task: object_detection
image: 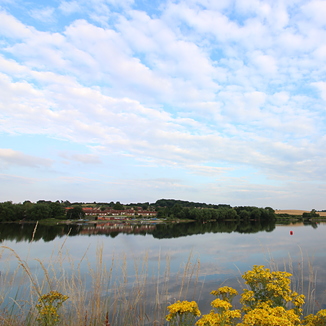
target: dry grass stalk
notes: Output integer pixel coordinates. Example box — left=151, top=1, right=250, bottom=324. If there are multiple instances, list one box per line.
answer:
left=1, top=240, right=202, bottom=326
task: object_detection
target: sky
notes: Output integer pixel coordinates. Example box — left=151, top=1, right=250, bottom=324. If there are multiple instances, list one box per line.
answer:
left=0, top=0, right=326, bottom=209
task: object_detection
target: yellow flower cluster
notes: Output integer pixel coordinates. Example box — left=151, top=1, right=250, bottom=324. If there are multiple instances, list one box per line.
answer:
left=196, top=287, right=241, bottom=326
left=241, top=265, right=304, bottom=313
left=37, top=291, right=69, bottom=305
left=238, top=305, right=301, bottom=326
left=36, top=305, right=60, bottom=322
left=241, top=290, right=255, bottom=302
left=166, top=265, right=325, bottom=326
left=36, top=291, right=69, bottom=326
left=211, top=298, right=232, bottom=310
left=211, top=286, right=239, bottom=304
left=196, top=309, right=241, bottom=326
left=166, top=300, right=201, bottom=322
left=211, top=286, right=238, bottom=297
left=303, top=309, right=326, bottom=326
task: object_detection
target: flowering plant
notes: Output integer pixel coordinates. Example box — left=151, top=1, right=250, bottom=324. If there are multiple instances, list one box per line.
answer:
left=166, top=265, right=326, bottom=326
left=36, top=290, right=69, bottom=326
left=166, top=300, right=201, bottom=326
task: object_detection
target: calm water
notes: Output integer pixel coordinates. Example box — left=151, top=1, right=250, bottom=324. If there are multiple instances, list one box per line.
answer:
left=1, top=220, right=326, bottom=315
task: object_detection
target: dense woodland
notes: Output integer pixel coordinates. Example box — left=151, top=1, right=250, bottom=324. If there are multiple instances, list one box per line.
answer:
left=0, top=199, right=277, bottom=222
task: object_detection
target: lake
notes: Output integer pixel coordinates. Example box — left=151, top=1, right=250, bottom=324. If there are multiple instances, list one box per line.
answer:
left=1, top=220, right=326, bottom=324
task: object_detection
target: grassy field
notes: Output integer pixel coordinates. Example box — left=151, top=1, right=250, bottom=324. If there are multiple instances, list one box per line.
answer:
left=275, top=209, right=326, bottom=217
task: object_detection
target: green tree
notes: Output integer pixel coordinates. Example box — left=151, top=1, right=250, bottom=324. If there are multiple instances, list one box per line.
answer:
left=113, top=201, right=124, bottom=210
left=27, top=203, right=51, bottom=221
left=142, top=202, right=149, bottom=210
left=303, top=209, right=320, bottom=218
left=251, top=208, right=262, bottom=220
left=50, top=202, right=65, bottom=219
left=225, top=208, right=238, bottom=219
left=0, top=202, right=17, bottom=221
left=239, top=210, right=250, bottom=220
left=172, top=204, right=183, bottom=218
left=66, top=206, right=85, bottom=220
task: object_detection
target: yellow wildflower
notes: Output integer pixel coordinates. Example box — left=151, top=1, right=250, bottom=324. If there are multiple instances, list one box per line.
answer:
left=211, top=286, right=238, bottom=297
left=36, top=291, right=69, bottom=326
left=303, top=309, right=326, bottom=326
left=211, top=298, right=232, bottom=310
left=166, top=300, right=200, bottom=322
left=239, top=305, right=300, bottom=326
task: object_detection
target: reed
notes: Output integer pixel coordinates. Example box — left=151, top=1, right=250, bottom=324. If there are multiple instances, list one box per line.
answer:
left=0, top=240, right=202, bottom=326
left=275, top=247, right=318, bottom=315
left=0, top=236, right=321, bottom=326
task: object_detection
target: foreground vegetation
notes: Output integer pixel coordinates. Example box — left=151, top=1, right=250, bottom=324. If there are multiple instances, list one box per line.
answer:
left=1, top=244, right=324, bottom=326
left=1, top=242, right=202, bottom=326
left=166, top=265, right=326, bottom=326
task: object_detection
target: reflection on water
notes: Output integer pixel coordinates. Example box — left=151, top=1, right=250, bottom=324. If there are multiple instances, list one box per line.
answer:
left=0, top=219, right=280, bottom=242
left=1, top=220, right=326, bottom=322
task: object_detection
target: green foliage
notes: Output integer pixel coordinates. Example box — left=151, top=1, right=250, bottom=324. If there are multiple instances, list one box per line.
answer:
left=0, top=202, right=25, bottom=221
left=0, top=199, right=278, bottom=222
left=49, top=202, right=65, bottom=218
left=113, top=201, right=124, bottom=210
left=142, top=202, right=149, bottom=210
left=303, top=209, right=320, bottom=218
left=66, top=206, right=85, bottom=219
left=0, top=200, right=67, bottom=222
left=27, top=203, right=52, bottom=220
left=155, top=198, right=231, bottom=210
left=156, top=204, right=275, bottom=221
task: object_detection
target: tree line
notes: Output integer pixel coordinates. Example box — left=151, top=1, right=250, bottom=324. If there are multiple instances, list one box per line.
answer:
left=0, top=200, right=68, bottom=221
left=0, top=199, right=276, bottom=222
left=156, top=205, right=275, bottom=221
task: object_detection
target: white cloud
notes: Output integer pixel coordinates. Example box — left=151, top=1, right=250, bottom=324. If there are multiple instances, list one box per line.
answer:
left=186, top=165, right=232, bottom=177
left=29, top=7, right=56, bottom=22
left=0, top=173, right=37, bottom=185
left=0, top=149, right=52, bottom=168
left=59, top=152, right=102, bottom=164
left=250, top=52, right=278, bottom=75
left=0, top=0, right=326, bottom=207
left=0, top=11, right=33, bottom=39
left=59, top=1, right=82, bottom=15
left=301, top=0, right=326, bottom=27
left=312, top=82, right=326, bottom=101
left=58, top=176, right=100, bottom=183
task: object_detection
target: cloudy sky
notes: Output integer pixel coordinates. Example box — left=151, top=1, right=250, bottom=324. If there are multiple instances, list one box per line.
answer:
left=1, top=0, right=326, bottom=209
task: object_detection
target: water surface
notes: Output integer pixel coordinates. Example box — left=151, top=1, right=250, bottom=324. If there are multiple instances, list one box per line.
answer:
left=1, top=220, right=326, bottom=316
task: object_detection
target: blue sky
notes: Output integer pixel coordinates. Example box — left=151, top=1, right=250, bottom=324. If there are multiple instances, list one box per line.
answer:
left=1, top=0, right=326, bottom=209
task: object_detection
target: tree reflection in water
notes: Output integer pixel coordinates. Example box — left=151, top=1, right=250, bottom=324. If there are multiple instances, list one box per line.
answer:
left=0, top=219, right=282, bottom=242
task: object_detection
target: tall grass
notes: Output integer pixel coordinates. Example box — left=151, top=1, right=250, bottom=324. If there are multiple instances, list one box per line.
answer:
left=0, top=234, right=322, bottom=325
left=0, top=240, right=202, bottom=326
left=265, top=246, right=318, bottom=315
